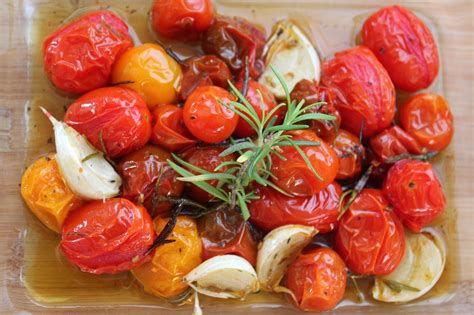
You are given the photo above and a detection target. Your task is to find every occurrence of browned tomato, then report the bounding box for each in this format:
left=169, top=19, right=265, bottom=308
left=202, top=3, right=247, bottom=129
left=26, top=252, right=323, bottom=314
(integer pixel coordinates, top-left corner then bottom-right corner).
left=370, top=125, right=423, bottom=162
left=332, top=129, right=365, bottom=180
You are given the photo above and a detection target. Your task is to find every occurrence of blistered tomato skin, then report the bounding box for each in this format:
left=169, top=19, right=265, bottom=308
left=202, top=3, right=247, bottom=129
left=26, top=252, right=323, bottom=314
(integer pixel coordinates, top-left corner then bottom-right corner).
left=335, top=189, right=406, bottom=275
left=321, top=46, right=396, bottom=137
left=183, top=86, right=238, bottom=143
left=64, top=87, right=152, bottom=158
left=60, top=198, right=155, bottom=274
left=111, top=43, right=183, bottom=108
left=370, top=125, right=423, bottom=161
left=362, top=5, right=439, bottom=92
left=151, top=0, right=214, bottom=41
left=270, top=130, right=339, bottom=197
left=286, top=247, right=347, bottom=312
left=332, top=129, right=365, bottom=180
left=249, top=183, right=342, bottom=233
left=43, top=10, right=133, bottom=94
left=399, top=93, right=454, bottom=152
left=383, top=159, right=445, bottom=232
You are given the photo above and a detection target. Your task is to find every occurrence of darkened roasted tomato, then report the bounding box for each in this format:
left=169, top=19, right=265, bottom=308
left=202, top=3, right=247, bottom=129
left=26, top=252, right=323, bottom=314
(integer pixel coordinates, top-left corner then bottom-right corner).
left=321, top=46, right=396, bottom=137
left=332, top=129, right=365, bottom=180
left=383, top=159, right=445, bottom=232
left=43, top=10, right=133, bottom=94
left=335, top=189, right=405, bottom=275
left=118, top=145, right=184, bottom=215
left=370, top=125, right=423, bottom=162
left=399, top=93, right=454, bottom=152
left=179, top=55, right=232, bottom=100
left=183, top=86, right=238, bottom=143
left=199, top=208, right=257, bottom=265
left=150, top=104, right=197, bottom=152
left=290, top=79, right=341, bottom=143
left=60, top=198, right=155, bottom=274
left=271, top=130, right=339, bottom=196
left=249, top=183, right=342, bottom=233
left=202, top=16, right=266, bottom=79
left=64, top=87, right=152, bottom=158
left=286, top=247, right=347, bottom=312
left=151, top=0, right=214, bottom=41
left=362, top=5, right=439, bottom=92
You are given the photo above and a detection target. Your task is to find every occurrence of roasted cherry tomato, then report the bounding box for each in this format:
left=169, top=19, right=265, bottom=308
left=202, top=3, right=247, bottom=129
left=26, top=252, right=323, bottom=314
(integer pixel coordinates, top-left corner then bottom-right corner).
left=111, top=43, right=183, bottom=108
left=362, top=5, right=439, bottom=92
left=399, top=93, right=454, bottom=151
left=64, top=87, right=151, bottom=158
left=370, top=125, right=423, bottom=162
left=60, top=198, right=155, bottom=274
left=249, top=182, right=342, bottom=233
left=332, top=129, right=365, bottom=180
left=199, top=208, right=257, bottom=265
left=383, top=159, right=445, bottom=232
left=202, top=16, right=266, bottom=79
left=271, top=130, right=339, bottom=196
left=151, top=0, right=214, bottom=41
left=321, top=46, right=396, bottom=137
left=151, top=104, right=197, bottom=152
left=132, top=216, right=202, bottom=298
left=183, top=86, right=238, bottom=143
left=335, top=189, right=405, bottom=275
left=286, top=247, right=347, bottom=312
left=118, top=145, right=184, bottom=215
left=179, top=55, right=231, bottom=100
left=233, top=79, right=282, bottom=138
left=21, top=154, right=82, bottom=233
left=290, top=79, right=341, bottom=143
left=43, top=10, right=133, bottom=94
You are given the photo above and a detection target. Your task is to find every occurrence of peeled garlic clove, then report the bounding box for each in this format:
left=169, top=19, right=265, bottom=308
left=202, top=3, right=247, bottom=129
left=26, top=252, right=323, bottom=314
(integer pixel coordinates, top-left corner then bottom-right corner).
left=259, top=20, right=321, bottom=99
left=184, top=255, right=259, bottom=300
left=256, top=224, right=317, bottom=291
left=41, top=108, right=121, bottom=200
left=372, top=228, right=446, bottom=303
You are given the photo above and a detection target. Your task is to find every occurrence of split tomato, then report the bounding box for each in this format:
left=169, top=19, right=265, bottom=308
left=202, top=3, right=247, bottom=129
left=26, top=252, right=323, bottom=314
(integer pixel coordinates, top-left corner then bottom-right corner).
left=332, top=129, right=365, bottom=180
left=370, top=125, right=423, bottom=161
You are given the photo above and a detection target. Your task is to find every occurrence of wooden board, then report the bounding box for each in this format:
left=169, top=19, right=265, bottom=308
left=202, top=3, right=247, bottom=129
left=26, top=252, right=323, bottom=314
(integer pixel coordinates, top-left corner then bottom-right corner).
left=0, top=0, right=472, bottom=313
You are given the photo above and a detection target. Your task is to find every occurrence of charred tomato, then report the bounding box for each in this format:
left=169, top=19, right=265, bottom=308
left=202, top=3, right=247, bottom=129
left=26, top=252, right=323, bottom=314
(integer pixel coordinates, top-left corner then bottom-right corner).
left=370, top=125, right=423, bottom=162
left=332, top=129, right=365, bottom=180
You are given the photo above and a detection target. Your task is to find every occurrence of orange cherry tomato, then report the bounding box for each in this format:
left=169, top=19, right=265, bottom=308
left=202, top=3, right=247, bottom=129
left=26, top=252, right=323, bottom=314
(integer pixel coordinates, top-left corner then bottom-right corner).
left=399, top=93, right=454, bottom=151
left=111, top=43, right=183, bottom=108
left=362, top=5, right=439, bottom=92
left=64, top=86, right=151, bottom=158
left=321, top=46, right=396, bottom=137
left=270, top=130, right=339, bottom=196
left=332, top=129, right=365, bottom=180
left=370, top=125, right=423, bottom=161
left=286, top=247, right=347, bottom=312
left=60, top=198, right=155, bottom=274
left=335, top=189, right=405, bottom=275
left=43, top=10, right=133, bottom=94
left=383, top=159, right=445, bottom=232
left=20, top=154, right=82, bottom=233
left=132, top=216, right=202, bottom=298
left=183, top=86, right=239, bottom=143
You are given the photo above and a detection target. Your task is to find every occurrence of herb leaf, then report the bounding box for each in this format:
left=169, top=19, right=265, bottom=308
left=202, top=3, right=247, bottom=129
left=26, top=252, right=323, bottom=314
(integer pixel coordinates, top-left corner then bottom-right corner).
left=383, top=279, right=420, bottom=293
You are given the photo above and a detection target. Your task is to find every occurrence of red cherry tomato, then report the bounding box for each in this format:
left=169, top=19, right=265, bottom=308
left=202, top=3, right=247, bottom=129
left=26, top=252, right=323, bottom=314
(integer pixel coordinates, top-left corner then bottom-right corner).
left=271, top=130, right=339, bottom=197
left=399, top=93, right=454, bottom=152
left=118, top=145, right=184, bottom=215
left=60, top=198, right=155, bottom=274
left=335, top=189, right=405, bottom=275
left=383, top=159, right=445, bottom=232
left=321, top=46, right=396, bottom=137
left=64, top=87, right=151, bottom=158
left=249, top=182, right=342, bottom=233
left=290, top=79, right=342, bottom=143
left=43, top=10, right=133, bottom=94
left=199, top=208, right=257, bottom=265
left=370, top=125, right=423, bottom=162
left=183, top=86, right=238, bottom=143
left=362, top=5, right=439, bottom=92
left=332, top=129, right=365, bottom=180
left=179, top=55, right=232, bottom=100
left=151, top=0, right=214, bottom=41
left=150, top=105, right=197, bottom=152
left=286, top=247, right=347, bottom=312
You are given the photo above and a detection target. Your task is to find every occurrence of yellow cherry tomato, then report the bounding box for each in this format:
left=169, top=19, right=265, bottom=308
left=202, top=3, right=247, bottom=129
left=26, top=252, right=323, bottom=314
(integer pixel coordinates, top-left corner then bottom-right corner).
left=132, top=215, right=202, bottom=299
left=111, top=43, right=182, bottom=109
left=20, top=154, right=82, bottom=233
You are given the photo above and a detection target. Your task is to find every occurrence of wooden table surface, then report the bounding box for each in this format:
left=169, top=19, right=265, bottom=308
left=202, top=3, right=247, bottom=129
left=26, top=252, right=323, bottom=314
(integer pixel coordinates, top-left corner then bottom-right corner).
left=0, top=0, right=472, bottom=314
